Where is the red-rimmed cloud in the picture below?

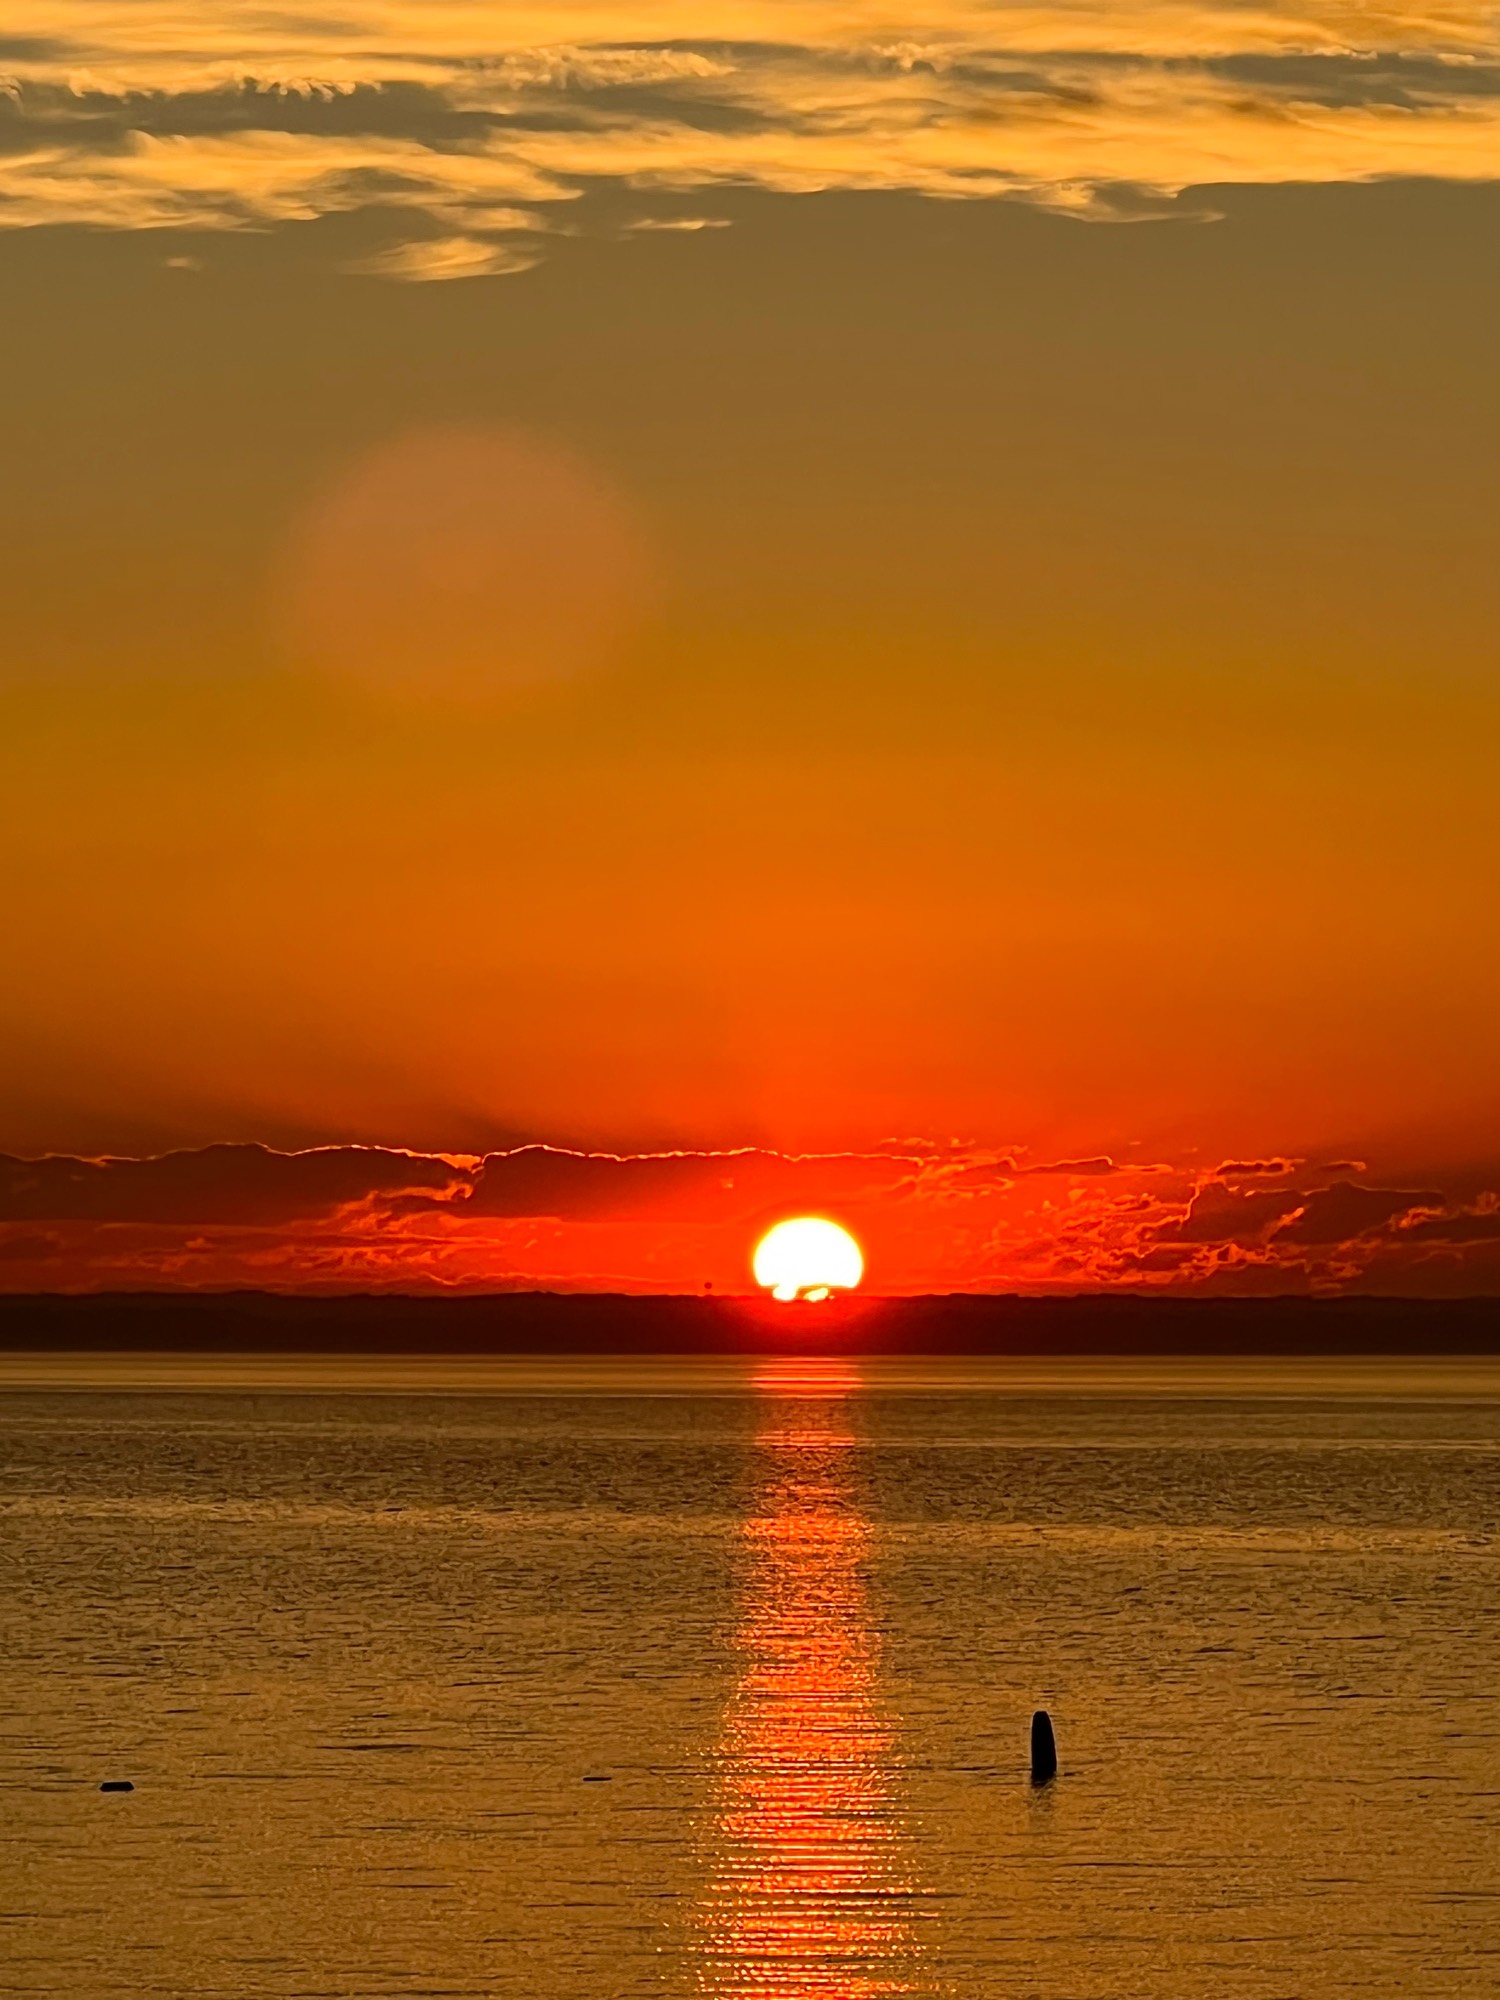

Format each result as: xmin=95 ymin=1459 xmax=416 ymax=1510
xmin=0 ymin=1144 xmax=466 ymax=1225
xmin=394 ymin=1145 xmax=915 ymax=1222
xmin=0 ymin=1141 xmax=1496 ymax=1295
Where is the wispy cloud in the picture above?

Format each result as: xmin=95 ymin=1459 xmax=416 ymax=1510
xmin=0 ymin=1 xmax=1496 ymax=268
xmin=346 ymin=229 xmax=543 ymax=279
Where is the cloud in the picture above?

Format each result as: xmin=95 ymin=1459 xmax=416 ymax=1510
xmin=624 ymin=214 xmax=731 ymax=231
xmin=0 ymin=1228 xmax=62 ymax=1262
xmin=0 ymin=1137 xmax=918 ymax=1230
xmin=0 ymin=1143 xmax=466 ymax=1225
xmin=1371 ymin=1199 xmax=1500 ymax=1244
xmin=0 ymin=123 xmax=567 ymax=233
xmin=0 ymin=4 xmax=1496 ymax=267
xmin=415 ymin=1144 xmax=916 ymax=1220
xmin=1099 ymin=1169 xmax=1471 ymax=1289
xmin=0 ymin=1140 xmax=1496 ymax=1295
xmin=1269 ymin=1178 xmax=1444 ymax=1245
xmin=346 ymin=230 xmax=543 ymax=281
xmin=1156 ymin=1181 xmax=1305 ymax=1245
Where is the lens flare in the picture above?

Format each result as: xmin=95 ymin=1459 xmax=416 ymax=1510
xmin=275 ymin=424 xmax=649 ymax=699
xmin=752 ymin=1218 xmax=864 ymax=1302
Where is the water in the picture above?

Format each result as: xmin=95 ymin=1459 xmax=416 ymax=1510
xmin=3 ymin=1354 xmax=1499 ymax=1997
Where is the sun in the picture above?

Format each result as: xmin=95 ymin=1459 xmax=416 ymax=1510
xmin=752 ymin=1217 xmax=864 ymax=1302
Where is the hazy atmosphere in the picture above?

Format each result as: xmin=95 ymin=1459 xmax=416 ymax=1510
xmin=3 ymin=0 xmax=1499 ymax=1291
xmin=7 ymin=15 xmax=1500 ymax=1998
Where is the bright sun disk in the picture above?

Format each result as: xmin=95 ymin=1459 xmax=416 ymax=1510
xmin=752 ymin=1217 xmax=864 ymax=1302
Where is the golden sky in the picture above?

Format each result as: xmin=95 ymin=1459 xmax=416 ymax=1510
xmin=5 ymin=1 xmax=1500 ymax=253
xmin=1 ymin=0 xmax=1498 ymax=1290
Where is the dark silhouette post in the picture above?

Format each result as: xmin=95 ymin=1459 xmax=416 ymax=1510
xmin=1030 ymin=1710 xmax=1057 ymax=1785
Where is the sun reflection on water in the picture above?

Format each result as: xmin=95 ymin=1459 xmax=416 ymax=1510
xmin=698 ymin=1358 xmax=932 ymax=1998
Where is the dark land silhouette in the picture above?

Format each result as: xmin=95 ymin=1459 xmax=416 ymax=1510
xmin=1 ymin=1290 xmax=1497 ymax=1354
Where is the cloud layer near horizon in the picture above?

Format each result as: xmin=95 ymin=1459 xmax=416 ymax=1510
xmin=2 ymin=0 xmax=1498 ymax=271
xmin=2 ymin=1142 xmax=1498 ymax=1295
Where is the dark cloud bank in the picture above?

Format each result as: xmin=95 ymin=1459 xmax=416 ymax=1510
xmin=1 ymin=1142 xmax=1498 ymax=1295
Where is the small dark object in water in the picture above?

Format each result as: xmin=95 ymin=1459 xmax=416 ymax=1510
xmin=582 ymin=1774 xmax=612 ymax=1783
xmin=1030 ymin=1710 xmax=1058 ymax=1785
xmin=99 ymin=1780 xmax=134 ymax=1793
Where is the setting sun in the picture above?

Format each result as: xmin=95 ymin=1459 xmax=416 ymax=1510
xmin=752 ymin=1217 xmax=864 ymax=1302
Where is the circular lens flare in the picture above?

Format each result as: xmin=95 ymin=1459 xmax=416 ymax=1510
xmin=275 ymin=424 xmax=649 ymax=700
xmin=752 ymin=1218 xmax=864 ymax=1302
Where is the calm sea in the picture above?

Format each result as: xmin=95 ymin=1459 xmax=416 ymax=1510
xmin=3 ymin=1353 xmax=1498 ymax=1998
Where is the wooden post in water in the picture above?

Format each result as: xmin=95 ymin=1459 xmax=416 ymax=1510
xmin=1030 ymin=1709 xmax=1057 ymax=1785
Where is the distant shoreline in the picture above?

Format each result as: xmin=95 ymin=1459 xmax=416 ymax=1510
xmin=1 ymin=1291 xmax=1498 ymax=1355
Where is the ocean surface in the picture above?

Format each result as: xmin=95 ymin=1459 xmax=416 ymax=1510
xmin=2 ymin=1352 xmax=1498 ymax=1998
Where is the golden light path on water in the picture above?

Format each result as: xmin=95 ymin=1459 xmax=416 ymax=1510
xmin=698 ymin=1357 xmax=933 ymax=2000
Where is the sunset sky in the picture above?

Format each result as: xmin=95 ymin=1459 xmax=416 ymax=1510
xmin=2 ymin=0 xmax=1498 ymax=1293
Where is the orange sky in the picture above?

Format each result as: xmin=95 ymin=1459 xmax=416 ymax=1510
xmin=1 ymin=2 xmax=1497 ymax=1293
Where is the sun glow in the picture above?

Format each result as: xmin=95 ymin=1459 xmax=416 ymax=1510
xmin=752 ymin=1217 xmax=864 ymax=1302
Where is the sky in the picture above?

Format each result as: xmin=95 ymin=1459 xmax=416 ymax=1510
xmin=2 ymin=0 xmax=1498 ymax=1294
